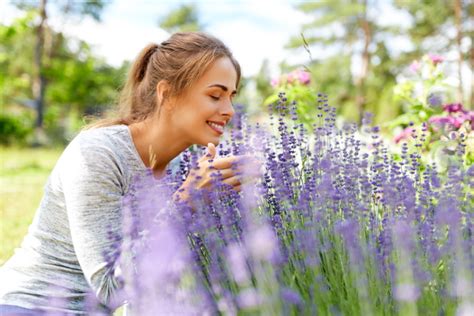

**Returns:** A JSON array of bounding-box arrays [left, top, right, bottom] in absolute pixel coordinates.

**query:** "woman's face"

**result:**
[[169, 57, 238, 146]]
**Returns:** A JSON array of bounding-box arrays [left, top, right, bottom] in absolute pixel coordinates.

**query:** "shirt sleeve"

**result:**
[[60, 138, 127, 308]]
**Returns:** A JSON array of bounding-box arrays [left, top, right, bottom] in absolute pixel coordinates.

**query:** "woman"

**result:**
[[0, 32, 245, 315]]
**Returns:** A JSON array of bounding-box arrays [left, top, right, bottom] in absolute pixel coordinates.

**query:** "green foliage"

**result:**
[[387, 54, 473, 168], [12, 0, 108, 22], [393, 0, 472, 51], [0, 112, 33, 145], [254, 60, 273, 103], [158, 4, 202, 33], [393, 0, 472, 107], [287, 1, 400, 124], [264, 68, 318, 129], [0, 12, 36, 108], [388, 55, 448, 129], [0, 12, 126, 145]]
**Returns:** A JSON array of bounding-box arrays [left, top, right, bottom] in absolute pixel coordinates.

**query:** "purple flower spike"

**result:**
[[237, 288, 263, 309], [246, 224, 280, 262], [394, 283, 420, 302], [226, 243, 250, 285], [427, 93, 443, 107], [281, 287, 302, 306]]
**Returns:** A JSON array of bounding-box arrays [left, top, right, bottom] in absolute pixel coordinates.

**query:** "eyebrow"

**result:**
[[207, 84, 237, 95]]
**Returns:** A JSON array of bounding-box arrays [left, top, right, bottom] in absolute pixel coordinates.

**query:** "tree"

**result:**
[[158, 4, 203, 33], [287, 1, 399, 123], [1, 12, 125, 145], [394, 0, 473, 108], [0, 12, 36, 110], [11, 0, 108, 144], [253, 59, 273, 104]]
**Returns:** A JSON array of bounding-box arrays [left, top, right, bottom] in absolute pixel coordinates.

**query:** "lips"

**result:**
[[206, 121, 224, 134]]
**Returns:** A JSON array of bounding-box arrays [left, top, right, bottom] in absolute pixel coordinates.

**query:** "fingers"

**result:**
[[207, 143, 216, 158], [221, 176, 242, 193], [210, 168, 235, 180], [192, 149, 263, 193], [210, 156, 240, 170], [199, 143, 217, 162], [210, 155, 260, 171], [222, 175, 241, 187], [209, 156, 263, 186]]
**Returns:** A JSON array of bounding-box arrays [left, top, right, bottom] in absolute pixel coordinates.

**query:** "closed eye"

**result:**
[[210, 96, 220, 101]]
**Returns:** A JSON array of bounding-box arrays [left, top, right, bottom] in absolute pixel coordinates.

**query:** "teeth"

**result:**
[[207, 121, 224, 133]]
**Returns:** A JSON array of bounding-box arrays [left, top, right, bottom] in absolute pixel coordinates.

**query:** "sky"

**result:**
[[0, 0, 314, 77]]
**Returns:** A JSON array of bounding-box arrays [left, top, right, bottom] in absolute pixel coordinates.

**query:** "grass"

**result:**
[[0, 146, 63, 265]]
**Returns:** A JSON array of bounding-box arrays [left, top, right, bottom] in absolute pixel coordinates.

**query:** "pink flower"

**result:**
[[429, 115, 463, 129], [442, 103, 466, 114], [428, 53, 444, 65], [286, 72, 296, 84], [270, 77, 280, 88], [452, 111, 474, 129], [468, 111, 474, 130], [451, 117, 464, 129], [409, 60, 421, 73], [394, 127, 415, 144], [429, 116, 452, 125], [296, 70, 311, 85]]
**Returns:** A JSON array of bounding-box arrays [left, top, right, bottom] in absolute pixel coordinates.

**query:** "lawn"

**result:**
[[0, 146, 63, 265]]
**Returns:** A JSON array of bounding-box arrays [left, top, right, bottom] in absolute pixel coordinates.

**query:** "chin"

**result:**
[[196, 137, 220, 147], [208, 138, 220, 146]]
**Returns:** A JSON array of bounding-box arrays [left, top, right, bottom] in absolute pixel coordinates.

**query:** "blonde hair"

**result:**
[[86, 32, 241, 128]]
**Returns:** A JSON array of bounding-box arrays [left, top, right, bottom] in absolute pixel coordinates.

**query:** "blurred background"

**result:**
[[0, 0, 472, 265]]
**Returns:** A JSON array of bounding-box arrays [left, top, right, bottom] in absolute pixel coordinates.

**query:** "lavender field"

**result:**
[[110, 96, 473, 316]]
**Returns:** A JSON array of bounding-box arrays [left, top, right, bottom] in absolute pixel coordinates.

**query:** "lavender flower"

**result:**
[[427, 93, 443, 107]]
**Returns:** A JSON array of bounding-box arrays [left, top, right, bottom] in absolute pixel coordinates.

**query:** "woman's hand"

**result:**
[[173, 143, 262, 206]]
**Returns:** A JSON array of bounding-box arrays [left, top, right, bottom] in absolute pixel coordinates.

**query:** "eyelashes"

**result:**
[[209, 95, 235, 105]]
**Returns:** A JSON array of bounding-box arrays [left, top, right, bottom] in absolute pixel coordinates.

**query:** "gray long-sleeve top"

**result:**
[[0, 125, 149, 314]]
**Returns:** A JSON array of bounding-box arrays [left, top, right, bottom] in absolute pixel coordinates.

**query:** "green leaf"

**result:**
[[383, 113, 419, 129]]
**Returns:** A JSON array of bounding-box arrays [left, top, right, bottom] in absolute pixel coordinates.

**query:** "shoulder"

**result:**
[[73, 125, 130, 152], [54, 126, 132, 190], [59, 125, 131, 173]]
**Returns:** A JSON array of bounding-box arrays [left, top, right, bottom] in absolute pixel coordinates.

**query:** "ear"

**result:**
[[156, 80, 170, 105]]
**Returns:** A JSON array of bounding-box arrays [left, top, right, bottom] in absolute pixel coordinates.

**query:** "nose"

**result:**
[[221, 99, 235, 120]]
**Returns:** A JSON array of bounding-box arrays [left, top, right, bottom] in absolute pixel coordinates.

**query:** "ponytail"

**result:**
[[131, 44, 159, 84]]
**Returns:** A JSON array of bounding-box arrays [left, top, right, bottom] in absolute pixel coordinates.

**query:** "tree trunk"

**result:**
[[356, 0, 371, 123], [33, 0, 47, 143], [453, 0, 464, 105]]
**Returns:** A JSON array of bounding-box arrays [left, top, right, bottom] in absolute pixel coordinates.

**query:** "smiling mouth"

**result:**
[[207, 121, 224, 134]]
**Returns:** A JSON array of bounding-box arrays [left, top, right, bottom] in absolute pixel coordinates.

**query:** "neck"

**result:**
[[129, 117, 190, 177]]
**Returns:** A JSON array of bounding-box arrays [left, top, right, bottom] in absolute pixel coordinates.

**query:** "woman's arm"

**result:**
[[60, 140, 127, 309]]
